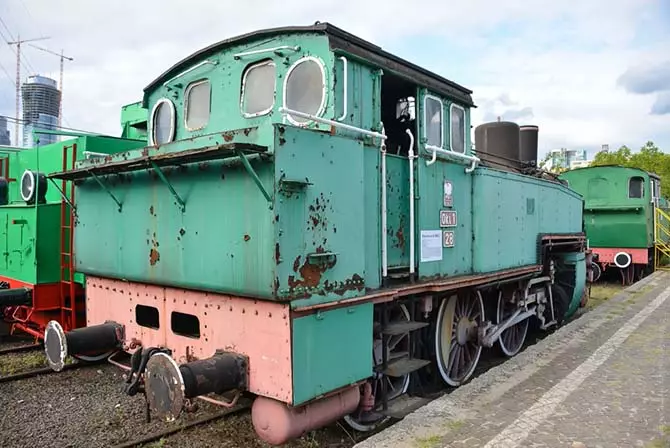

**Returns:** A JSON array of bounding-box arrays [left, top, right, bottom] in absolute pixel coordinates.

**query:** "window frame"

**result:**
[[450, 103, 466, 154], [628, 176, 645, 199], [240, 59, 277, 118], [184, 79, 211, 131], [282, 55, 327, 127], [149, 97, 176, 146], [423, 94, 444, 149]]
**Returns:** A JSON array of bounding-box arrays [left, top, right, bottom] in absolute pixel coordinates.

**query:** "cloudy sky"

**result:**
[[0, 0, 669, 158]]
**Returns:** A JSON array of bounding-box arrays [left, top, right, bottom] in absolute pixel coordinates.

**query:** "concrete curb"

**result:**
[[352, 272, 668, 448]]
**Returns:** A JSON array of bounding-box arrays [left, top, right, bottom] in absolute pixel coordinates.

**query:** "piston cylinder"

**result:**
[[144, 352, 248, 421], [251, 386, 360, 445], [44, 320, 124, 371]]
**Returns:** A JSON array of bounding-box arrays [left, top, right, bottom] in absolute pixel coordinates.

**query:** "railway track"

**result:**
[[111, 401, 253, 448], [0, 338, 95, 385]]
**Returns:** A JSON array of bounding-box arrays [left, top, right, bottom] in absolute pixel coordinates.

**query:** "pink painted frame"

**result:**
[[85, 276, 294, 403]]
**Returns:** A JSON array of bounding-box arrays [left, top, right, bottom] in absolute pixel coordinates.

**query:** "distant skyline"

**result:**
[[0, 0, 668, 157]]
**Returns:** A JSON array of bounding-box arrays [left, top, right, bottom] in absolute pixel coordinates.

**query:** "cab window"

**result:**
[[628, 176, 644, 199]]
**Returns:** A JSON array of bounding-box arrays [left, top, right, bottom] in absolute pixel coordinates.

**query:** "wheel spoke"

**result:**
[[435, 293, 483, 387]]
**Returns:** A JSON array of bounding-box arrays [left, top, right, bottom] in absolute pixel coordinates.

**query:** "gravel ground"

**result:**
[[0, 356, 358, 448]]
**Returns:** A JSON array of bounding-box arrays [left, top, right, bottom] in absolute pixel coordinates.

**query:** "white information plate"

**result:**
[[420, 230, 443, 262]]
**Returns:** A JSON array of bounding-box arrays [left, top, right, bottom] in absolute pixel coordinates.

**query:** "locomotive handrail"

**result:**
[[233, 45, 301, 60], [425, 145, 480, 173], [47, 142, 268, 181], [584, 205, 644, 211], [336, 56, 348, 121], [278, 107, 387, 140]]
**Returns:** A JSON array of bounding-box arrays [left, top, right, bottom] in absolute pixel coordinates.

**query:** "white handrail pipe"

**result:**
[[278, 107, 387, 140], [336, 56, 348, 121], [234, 45, 300, 60], [380, 123, 388, 281], [406, 128, 416, 275], [425, 145, 480, 173]]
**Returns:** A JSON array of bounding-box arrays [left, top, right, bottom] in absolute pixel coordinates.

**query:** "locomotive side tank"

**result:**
[[45, 23, 589, 444], [559, 165, 665, 284]]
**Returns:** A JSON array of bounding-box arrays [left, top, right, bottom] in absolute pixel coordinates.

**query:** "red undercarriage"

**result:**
[[0, 275, 85, 339]]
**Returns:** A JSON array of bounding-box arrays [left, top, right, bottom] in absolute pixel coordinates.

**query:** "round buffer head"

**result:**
[[44, 320, 68, 372], [145, 352, 186, 422]]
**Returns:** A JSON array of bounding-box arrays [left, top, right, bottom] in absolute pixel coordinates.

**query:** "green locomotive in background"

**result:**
[[560, 165, 670, 284], [0, 104, 146, 340]]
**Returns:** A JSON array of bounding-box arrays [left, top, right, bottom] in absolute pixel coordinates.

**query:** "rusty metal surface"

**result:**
[[50, 141, 268, 181], [292, 265, 543, 316], [144, 352, 186, 421]]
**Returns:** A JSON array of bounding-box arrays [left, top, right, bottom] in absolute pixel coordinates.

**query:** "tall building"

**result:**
[[21, 75, 61, 147], [0, 116, 10, 146], [542, 147, 592, 172]]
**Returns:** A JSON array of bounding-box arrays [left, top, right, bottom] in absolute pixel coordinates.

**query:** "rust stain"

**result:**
[[395, 214, 406, 253], [275, 243, 281, 264], [243, 234, 251, 242], [287, 254, 337, 291], [185, 346, 199, 362], [222, 132, 234, 142], [292, 256, 301, 272], [149, 248, 160, 266]]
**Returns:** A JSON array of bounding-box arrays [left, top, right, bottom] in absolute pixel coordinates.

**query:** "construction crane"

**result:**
[[7, 35, 51, 146], [28, 44, 73, 129]]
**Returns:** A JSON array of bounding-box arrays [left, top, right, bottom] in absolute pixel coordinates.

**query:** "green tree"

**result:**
[[590, 141, 670, 199]]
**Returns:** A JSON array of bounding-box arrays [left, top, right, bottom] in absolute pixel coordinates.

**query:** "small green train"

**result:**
[[559, 165, 668, 284], [44, 23, 590, 445], [0, 104, 146, 339]]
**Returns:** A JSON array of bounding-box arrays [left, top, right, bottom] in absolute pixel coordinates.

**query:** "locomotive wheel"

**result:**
[[343, 303, 411, 432], [590, 262, 602, 282], [435, 292, 483, 387], [496, 290, 528, 357]]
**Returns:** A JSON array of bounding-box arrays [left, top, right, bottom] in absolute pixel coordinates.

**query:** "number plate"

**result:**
[[439, 210, 457, 228], [443, 231, 455, 248]]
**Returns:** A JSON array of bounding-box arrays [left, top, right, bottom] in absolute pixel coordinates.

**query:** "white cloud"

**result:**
[[0, 0, 667, 156]]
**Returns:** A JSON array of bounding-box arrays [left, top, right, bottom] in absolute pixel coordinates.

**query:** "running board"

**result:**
[[380, 357, 431, 377]]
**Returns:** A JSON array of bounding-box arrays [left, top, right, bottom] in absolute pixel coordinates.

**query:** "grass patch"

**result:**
[[414, 435, 442, 448], [587, 283, 624, 310], [443, 419, 465, 431], [0, 351, 48, 375]]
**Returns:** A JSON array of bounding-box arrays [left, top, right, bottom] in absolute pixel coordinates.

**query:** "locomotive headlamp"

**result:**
[[20, 169, 48, 204], [614, 251, 632, 269]]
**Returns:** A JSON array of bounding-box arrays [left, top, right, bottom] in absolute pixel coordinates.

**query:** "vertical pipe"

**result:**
[[380, 124, 388, 281], [406, 129, 415, 276]]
